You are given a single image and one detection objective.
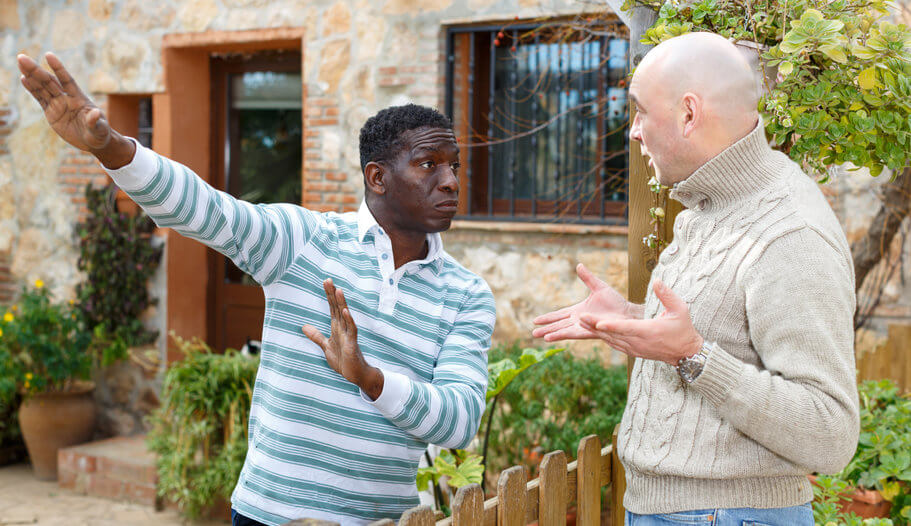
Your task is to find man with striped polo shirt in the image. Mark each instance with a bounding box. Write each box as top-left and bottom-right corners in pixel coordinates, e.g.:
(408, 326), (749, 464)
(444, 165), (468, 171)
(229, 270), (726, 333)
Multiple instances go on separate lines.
(18, 53), (495, 525)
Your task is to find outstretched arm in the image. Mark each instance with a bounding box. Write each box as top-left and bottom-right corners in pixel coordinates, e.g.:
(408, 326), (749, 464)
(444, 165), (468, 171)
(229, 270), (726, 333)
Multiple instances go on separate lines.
(18, 52), (316, 286)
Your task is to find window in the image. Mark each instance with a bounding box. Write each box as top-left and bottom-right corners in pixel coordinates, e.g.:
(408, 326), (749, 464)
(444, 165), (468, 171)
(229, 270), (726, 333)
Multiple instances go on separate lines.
(137, 97), (153, 148)
(445, 21), (630, 224)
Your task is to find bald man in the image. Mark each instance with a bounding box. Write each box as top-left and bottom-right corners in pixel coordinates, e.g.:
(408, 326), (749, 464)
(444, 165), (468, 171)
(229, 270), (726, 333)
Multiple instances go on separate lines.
(534, 32), (858, 525)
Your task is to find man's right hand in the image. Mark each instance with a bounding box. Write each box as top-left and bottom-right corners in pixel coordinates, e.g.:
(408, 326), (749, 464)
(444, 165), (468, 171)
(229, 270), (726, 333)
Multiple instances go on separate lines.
(532, 263), (641, 342)
(17, 52), (135, 169)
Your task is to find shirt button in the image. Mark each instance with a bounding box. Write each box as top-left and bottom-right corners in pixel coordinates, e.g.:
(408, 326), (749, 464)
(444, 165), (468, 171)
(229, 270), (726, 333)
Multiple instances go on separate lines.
(666, 245), (679, 255)
(381, 253), (389, 260)
(388, 278), (394, 285)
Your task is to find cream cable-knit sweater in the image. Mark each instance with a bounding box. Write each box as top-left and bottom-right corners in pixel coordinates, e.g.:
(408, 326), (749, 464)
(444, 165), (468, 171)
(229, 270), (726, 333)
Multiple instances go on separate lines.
(618, 119), (860, 513)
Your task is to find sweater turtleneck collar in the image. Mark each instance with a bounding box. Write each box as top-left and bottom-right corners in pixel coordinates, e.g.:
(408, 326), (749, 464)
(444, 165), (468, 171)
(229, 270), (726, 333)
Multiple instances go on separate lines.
(668, 117), (787, 211)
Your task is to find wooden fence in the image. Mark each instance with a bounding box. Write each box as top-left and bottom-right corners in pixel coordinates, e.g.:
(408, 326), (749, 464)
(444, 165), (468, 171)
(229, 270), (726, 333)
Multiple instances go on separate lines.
(856, 323), (911, 394)
(286, 429), (624, 526)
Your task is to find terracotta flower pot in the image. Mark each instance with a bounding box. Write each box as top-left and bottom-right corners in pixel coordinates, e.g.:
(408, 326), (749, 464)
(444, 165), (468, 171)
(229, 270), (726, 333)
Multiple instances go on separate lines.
(808, 475), (893, 519)
(18, 382), (96, 480)
(843, 486), (892, 519)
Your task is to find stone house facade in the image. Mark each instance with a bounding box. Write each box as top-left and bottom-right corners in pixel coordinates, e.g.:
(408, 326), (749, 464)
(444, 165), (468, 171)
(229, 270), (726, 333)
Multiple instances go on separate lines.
(0, 0), (908, 383)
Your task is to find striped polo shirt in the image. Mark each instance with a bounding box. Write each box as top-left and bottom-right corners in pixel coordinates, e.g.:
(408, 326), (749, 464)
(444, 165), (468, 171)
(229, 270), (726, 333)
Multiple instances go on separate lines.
(105, 141), (496, 525)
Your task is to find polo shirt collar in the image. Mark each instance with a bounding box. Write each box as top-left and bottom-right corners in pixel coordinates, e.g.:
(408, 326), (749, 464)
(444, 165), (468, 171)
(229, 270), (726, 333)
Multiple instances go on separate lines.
(356, 200), (445, 271)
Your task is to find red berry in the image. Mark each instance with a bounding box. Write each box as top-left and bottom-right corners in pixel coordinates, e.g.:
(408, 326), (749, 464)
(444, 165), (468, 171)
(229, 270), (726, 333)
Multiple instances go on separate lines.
(494, 39), (500, 46)
(618, 79), (626, 87)
(611, 96), (617, 101)
(514, 15), (519, 20)
(511, 46), (517, 52)
(497, 31), (504, 39)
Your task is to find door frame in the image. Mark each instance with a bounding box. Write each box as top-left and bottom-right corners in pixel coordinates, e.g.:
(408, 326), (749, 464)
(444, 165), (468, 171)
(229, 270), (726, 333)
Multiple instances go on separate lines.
(156, 28), (306, 361)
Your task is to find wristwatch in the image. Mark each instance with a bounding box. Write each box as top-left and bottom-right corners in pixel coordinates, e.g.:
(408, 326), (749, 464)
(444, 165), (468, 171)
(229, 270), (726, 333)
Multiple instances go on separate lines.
(676, 340), (713, 384)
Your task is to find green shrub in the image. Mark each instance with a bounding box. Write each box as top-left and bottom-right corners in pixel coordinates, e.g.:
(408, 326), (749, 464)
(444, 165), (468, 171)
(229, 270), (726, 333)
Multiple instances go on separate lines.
(76, 184), (162, 351)
(0, 281), (93, 400)
(146, 334), (258, 518)
(485, 344), (627, 474)
(837, 380), (911, 525)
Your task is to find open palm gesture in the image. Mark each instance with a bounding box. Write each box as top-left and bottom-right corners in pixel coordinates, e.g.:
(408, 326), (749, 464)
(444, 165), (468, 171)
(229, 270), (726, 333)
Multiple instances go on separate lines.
(532, 263), (636, 342)
(17, 52), (111, 152)
(302, 279), (381, 398)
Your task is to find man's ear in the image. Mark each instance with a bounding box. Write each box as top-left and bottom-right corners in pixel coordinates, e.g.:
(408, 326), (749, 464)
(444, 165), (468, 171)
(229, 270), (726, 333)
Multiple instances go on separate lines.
(681, 92), (701, 138)
(364, 161), (386, 196)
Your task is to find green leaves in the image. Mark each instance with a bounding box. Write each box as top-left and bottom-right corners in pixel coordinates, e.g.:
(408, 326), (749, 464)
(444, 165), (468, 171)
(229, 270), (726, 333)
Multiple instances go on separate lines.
(486, 347), (564, 401)
(75, 184), (163, 350)
(146, 334), (258, 519)
(833, 380), (911, 525)
(418, 449), (485, 492)
(0, 282), (93, 399)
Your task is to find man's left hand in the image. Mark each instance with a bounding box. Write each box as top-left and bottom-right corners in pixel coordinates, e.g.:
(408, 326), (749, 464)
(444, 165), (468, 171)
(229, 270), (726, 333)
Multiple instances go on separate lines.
(579, 280), (703, 365)
(302, 279), (384, 400)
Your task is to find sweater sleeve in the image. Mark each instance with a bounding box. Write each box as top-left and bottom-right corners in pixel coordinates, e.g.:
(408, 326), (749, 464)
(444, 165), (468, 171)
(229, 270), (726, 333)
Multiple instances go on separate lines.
(365, 279), (496, 449)
(103, 140), (319, 286)
(689, 229), (860, 474)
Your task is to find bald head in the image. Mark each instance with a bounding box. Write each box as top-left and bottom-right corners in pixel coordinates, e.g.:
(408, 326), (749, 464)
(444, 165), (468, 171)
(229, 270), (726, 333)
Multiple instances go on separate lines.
(628, 32), (762, 184)
(641, 32), (759, 131)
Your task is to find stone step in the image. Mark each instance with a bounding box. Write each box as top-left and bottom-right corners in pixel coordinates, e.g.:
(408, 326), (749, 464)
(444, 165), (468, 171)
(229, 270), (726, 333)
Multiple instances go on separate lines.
(58, 435), (158, 508)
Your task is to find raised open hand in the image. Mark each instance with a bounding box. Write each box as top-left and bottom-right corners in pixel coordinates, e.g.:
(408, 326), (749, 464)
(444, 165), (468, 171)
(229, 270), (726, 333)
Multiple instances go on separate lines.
(18, 53), (111, 152)
(302, 279), (384, 399)
(578, 279), (703, 365)
(532, 263), (637, 342)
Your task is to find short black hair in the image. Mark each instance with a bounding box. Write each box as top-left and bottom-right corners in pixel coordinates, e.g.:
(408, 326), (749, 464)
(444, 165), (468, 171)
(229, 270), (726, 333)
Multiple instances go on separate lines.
(359, 104), (453, 171)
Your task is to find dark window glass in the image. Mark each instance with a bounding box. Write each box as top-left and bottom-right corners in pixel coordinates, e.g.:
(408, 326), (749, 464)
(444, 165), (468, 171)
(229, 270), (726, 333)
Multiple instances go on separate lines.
(446, 23), (629, 223)
(137, 97), (153, 148)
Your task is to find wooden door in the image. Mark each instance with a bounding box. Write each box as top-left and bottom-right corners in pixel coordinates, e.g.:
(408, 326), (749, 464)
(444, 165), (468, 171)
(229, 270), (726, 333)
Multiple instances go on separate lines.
(209, 51), (303, 352)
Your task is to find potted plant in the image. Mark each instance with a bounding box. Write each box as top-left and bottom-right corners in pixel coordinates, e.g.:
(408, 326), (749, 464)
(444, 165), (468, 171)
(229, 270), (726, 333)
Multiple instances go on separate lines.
(838, 380), (911, 524)
(0, 280), (94, 480)
(145, 334), (258, 520)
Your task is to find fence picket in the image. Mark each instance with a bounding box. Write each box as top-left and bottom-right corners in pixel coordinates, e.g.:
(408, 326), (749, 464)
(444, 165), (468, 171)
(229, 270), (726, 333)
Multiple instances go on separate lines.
(576, 435), (601, 526)
(497, 465), (527, 526)
(451, 484), (483, 526)
(538, 450), (567, 526)
(399, 505), (434, 526)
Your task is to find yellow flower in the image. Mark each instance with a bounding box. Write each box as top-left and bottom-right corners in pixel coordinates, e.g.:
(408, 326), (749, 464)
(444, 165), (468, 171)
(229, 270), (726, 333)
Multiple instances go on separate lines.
(25, 372), (32, 380)
(69, 299), (75, 305)
(23, 381), (29, 389)
(3, 312), (12, 323)
(11, 305), (18, 312)
(0, 328), (3, 338)
(34, 279), (44, 289)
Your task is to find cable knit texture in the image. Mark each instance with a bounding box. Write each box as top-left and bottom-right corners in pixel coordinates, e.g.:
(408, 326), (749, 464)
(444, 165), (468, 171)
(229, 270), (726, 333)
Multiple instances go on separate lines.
(618, 120), (860, 514)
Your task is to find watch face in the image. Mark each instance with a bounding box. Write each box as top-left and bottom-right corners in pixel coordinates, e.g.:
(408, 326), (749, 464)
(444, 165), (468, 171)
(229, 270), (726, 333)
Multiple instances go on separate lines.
(679, 355), (705, 383)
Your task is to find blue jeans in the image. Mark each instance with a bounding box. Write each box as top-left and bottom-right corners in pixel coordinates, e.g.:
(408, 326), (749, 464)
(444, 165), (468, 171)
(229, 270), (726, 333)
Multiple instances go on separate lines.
(232, 508), (268, 526)
(625, 503), (813, 526)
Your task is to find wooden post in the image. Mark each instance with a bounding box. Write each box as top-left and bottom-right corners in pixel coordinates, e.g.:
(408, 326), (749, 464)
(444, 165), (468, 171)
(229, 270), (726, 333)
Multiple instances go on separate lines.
(611, 425), (627, 526)
(538, 451), (568, 526)
(576, 435), (601, 526)
(497, 466), (528, 526)
(399, 505), (434, 526)
(451, 484), (484, 526)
